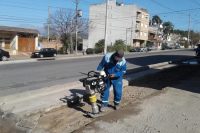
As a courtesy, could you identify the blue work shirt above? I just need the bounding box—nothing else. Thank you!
[97,53,127,79]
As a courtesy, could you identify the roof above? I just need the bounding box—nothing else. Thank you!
[0,26,39,35]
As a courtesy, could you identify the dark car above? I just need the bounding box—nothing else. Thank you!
[0,48,10,61]
[195,44,200,57]
[31,48,57,58]
[129,47,141,52]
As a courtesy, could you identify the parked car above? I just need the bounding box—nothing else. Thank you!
[195,44,200,57]
[0,48,10,61]
[129,47,141,52]
[140,47,151,52]
[161,43,172,50]
[31,48,57,58]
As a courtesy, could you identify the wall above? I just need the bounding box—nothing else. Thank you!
[40,40,62,50]
[88,1,137,48]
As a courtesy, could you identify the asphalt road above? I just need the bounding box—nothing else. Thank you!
[0,50,194,96]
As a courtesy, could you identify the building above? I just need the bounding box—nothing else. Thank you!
[148,25,163,49]
[87,0,149,49]
[0,26,40,55]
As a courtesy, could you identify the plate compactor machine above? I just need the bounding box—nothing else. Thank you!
[66,71,107,118]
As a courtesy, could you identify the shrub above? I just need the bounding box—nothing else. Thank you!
[95,39,105,54]
[113,40,126,51]
[58,46,68,54]
[86,48,95,54]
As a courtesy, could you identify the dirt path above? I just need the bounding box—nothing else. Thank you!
[0,65,199,133]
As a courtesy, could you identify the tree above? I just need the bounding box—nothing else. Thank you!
[163,21,174,40]
[190,31,200,45]
[152,15,162,26]
[95,39,104,53]
[46,9,88,54]
[113,40,126,51]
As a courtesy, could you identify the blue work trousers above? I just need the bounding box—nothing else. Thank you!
[101,78,123,106]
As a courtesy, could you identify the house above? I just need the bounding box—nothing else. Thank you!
[0,26,40,55]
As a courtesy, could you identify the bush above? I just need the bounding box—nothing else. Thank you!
[95,39,105,54]
[95,48,103,54]
[107,46,114,52]
[126,45,132,52]
[57,46,68,54]
[113,40,126,51]
[86,48,95,54]
[184,42,189,48]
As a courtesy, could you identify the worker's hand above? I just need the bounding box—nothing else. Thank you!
[109,74,115,78]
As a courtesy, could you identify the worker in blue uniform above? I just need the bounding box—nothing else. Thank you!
[97,50,127,111]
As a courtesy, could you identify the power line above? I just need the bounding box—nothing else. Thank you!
[0,3,47,12]
[151,0,173,10]
[154,7,200,15]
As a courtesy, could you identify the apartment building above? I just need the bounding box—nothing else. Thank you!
[87,0,149,49]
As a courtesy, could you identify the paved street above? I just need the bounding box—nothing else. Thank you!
[0,50,194,96]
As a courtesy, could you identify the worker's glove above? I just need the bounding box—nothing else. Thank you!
[108,74,115,78]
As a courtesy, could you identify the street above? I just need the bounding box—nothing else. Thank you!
[0,50,194,97]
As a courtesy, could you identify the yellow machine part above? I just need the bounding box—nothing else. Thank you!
[89,95,97,103]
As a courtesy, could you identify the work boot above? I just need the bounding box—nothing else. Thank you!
[114,104,120,110]
[100,105,108,112]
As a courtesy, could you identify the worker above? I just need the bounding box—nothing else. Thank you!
[97,50,127,111]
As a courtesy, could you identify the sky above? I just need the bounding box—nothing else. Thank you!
[0,0,200,33]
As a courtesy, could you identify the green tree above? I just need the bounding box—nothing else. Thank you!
[190,31,200,45]
[152,15,162,26]
[163,21,174,40]
[95,39,104,53]
[113,40,126,51]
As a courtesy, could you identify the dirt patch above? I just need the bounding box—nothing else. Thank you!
[1,65,200,133]
[130,65,200,90]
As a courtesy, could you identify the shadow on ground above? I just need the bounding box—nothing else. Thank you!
[130,64,200,94]
[126,54,194,66]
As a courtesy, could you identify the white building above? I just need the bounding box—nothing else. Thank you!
[87,0,149,48]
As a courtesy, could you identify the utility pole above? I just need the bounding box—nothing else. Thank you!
[126,28,128,52]
[75,0,79,55]
[130,17,133,47]
[70,20,74,54]
[104,0,109,54]
[187,13,191,46]
[126,28,131,52]
[48,6,50,42]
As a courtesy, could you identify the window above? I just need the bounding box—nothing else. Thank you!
[141,23,143,27]
[144,32,147,37]
[145,24,148,28]
[140,32,143,36]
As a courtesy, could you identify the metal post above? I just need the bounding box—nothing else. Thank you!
[48,6,50,42]
[75,0,79,55]
[126,28,128,52]
[104,0,109,54]
[130,18,133,47]
[70,20,74,54]
[187,13,191,46]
